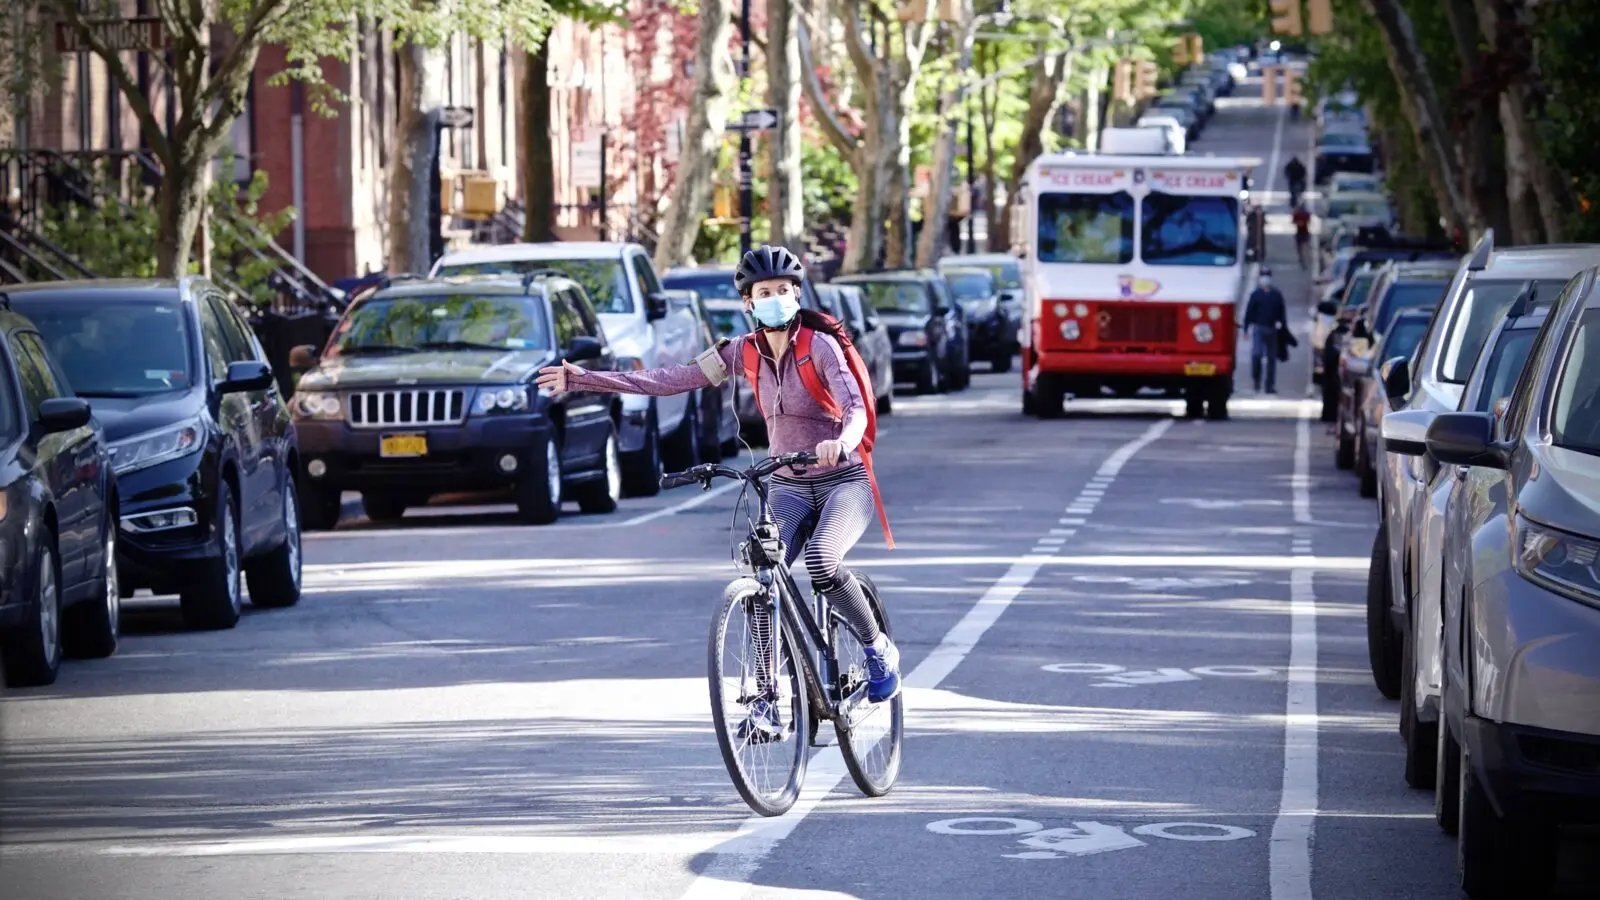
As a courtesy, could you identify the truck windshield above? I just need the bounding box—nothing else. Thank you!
[1438,278,1572,384]
[1037,192,1134,264]
[1552,309,1600,456]
[1140,193,1239,266]
[436,258,633,314]
[328,294,550,356]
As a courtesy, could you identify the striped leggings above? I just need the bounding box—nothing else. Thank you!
[748,465,879,692]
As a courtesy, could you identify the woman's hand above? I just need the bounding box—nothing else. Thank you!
[815,439,846,466]
[535,360,586,395]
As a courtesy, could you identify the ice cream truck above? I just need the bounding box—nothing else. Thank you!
[1010,152,1260,419]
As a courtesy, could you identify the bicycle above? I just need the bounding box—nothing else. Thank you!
[661,451,905,816]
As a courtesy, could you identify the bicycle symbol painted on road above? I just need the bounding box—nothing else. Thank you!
[925,817,1256,860]
[1041,662,1278,687]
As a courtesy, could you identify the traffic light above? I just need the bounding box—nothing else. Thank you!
[1134,60,1158,99]
[1307,0,1333,34]
[1172,39,1189,65]
[1270,0,1303,36]
[1261,65,1279,105]
[1283,67,1303,106]
[1187,33,1204,61]
[1113,58,1133,103]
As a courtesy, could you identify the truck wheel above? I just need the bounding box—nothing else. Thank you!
[1035,376,1066,419]
[299,480,342,531]
[1183,384,1206,419]
[576,427,623,515]
[514,432,563,525]
[1205,377,1230,420]
[361,491,409,523]
[1021,384,1037,416]
[621,406,664,497]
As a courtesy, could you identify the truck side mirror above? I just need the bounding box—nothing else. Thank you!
[645,292,669,321]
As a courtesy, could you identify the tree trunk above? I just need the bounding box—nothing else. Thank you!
[389,42,447,273]
[153,148,208,277]
[1474,0,1569,241]
[1363,0,1471,238]
[766,0,803,251]
[653,0,735,270]
[979,43,1001,252]
[521,39,556,242]
[882,69,916,269]
[996,51,1071,254]
[1443,0,1510,242]
[1082,59,1106,151]
[1497,93,1544,244]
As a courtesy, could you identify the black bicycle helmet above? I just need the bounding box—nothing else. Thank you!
[734,244,805,295]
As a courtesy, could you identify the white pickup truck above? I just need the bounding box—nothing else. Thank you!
[431,242,705,496]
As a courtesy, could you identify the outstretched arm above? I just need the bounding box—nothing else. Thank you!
[551,338,746,397]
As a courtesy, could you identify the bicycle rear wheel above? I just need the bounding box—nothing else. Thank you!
[708,578,810,817]
[831,571,904,797]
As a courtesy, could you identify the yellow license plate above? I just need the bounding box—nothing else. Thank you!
[1185,362,1217,376]
[379,434,428,458]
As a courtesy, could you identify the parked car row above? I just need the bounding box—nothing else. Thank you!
[0,278,305,687]
[1348,228,1600,896]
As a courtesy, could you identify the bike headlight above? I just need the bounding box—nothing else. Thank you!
[108,418,202,475]
[474,385,530,413]
[292,391,342,420]
[1513,515,1600,604]
[897,331,928,348]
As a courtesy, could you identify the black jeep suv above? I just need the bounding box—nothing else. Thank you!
[288,271,625,528]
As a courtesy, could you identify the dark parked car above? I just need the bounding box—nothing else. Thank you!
[0,303,118,687]
[941,266,1015,372]
[6,279,300,632]
[826,283,895,414]
[288,271,624,528]
[833,269,970,394]
[661,287,741,459]
[1350,307,1432,497]
[699,297,764,443]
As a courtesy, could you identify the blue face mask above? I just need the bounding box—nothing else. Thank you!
[751,294,801,329]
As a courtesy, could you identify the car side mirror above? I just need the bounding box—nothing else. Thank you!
[220,360,274,394]
[645,292,669,321]
[1380,356,1411,409]
[37,397,91,434]
[565,335,603,363]
[1317,300,1338,316]
[1380,408,1434,457]
[1425,412,1511,470]
[288,344,319,372]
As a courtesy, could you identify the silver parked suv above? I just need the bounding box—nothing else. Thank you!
[1366,232,1600,793]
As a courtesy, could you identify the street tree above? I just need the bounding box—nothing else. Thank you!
[4,0,548,279]
[766,0,804,252]
[653,0,737,270]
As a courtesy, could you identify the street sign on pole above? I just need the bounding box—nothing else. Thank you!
[54,17,172,53]
[737,0,756,256]
[438,106,475,129]
[729,108,779,132]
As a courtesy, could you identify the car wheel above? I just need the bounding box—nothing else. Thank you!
[916,359,938,395]
[1335,408,1356,470]
[663,395,702,471]
[576,427,623,515]
[1357,420,1378,497]
[697,393,723,464]
[1205,377,1230,420]
[181,481,243,630]
[1365,525,1402,699]
[1,536,63,687]
[299,480,342,531]
[991,350,1012,373]
[1400,607,1436,788]
[361,491,408,523]
[1457,741,1555,896]
[1034,375,1066,419]
[621,406,664,497]
[514,432,563,525]
[64,504,120,660]
[245,481,304,608]
[876,390,893,415]
[1435,700,1461,835]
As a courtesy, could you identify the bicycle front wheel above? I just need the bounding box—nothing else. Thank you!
[832,571,904,797]
[708,578,810,817]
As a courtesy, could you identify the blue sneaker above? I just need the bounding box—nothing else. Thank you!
[736,698,785,744]
[862,635,901,703]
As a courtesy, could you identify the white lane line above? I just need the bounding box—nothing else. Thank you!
[678,418,1174,900]
[1270,404,1318,900]
[619,480,745,526]
[1059,517,1086,525]
[1264,100,1288,207]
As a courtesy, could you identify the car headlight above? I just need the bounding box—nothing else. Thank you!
[1513,515,1600,604]
[1193,323,1214,343]
[474,386,531,413]
[108,418,202,475]
[897,331,928,348]
[1060,320,1081,340]
[292,391,342,420]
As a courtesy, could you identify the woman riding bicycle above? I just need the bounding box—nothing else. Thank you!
[536,245,902,727]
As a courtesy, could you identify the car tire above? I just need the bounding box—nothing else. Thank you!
[1400,609,1436,789]
[1021,384,1037,416]
[64,502,120,660]
[697,393,723,464]
[1205,377,1230,420]
[1034,376,1066,419]
[1357,422,1378,497]
[621,406,664,497]
[514,432,563,525]
[1335,412,1356,469]
[1457,741,1555,897]
[1365,525,1402,699]
[991,350,1012,373]
[299,480,342,531]
[181,481,244,631]
[663,395,702,472]
[245,481,303,609]
[916,360,938,395]
[876,391,893,415]
[1,536,64,687]
[1436,702,1461,835]
[361,491,408,523]
[576,427,623,515]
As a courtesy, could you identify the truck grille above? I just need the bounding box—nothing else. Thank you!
[1098,306,1178,343]
[346,389,467,428]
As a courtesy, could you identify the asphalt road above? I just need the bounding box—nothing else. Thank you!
[0,78,1481,900]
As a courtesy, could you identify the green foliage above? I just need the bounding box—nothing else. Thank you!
[40,151,299,306]
[1184,0,1266,52]
[1534,2,1600,241]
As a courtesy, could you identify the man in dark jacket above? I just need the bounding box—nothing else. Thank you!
[1242,268,1289,393]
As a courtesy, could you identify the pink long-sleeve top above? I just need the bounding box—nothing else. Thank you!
[566,324,868,479]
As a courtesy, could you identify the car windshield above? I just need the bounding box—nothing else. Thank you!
[1437,278,1572,384]
[1037,191,1135,264]
[949,261,1022,289]
[1328,198,1390,219]
[1375,281,1447,333]
[0,348,18,440]
[1333,177,1380,193]
[845,280,932,315]
[1379,317,1429,365]
[1141,193,1239,266]
[945,271,994,300]
[328,294,549,357]
[705,307,753,338]
[1551,308,1600,455]
[1320,131,1367,148]
[435,258,633,314]
[12,295,193,397]
[663,272,741,301]
[1471,328,1538,413]
[1342,273,1378,309]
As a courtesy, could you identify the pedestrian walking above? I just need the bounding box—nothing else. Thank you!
[1292,203,1312,269]
[1241,268,1288,394]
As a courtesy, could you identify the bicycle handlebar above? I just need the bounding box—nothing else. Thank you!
[660,451,821,492]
